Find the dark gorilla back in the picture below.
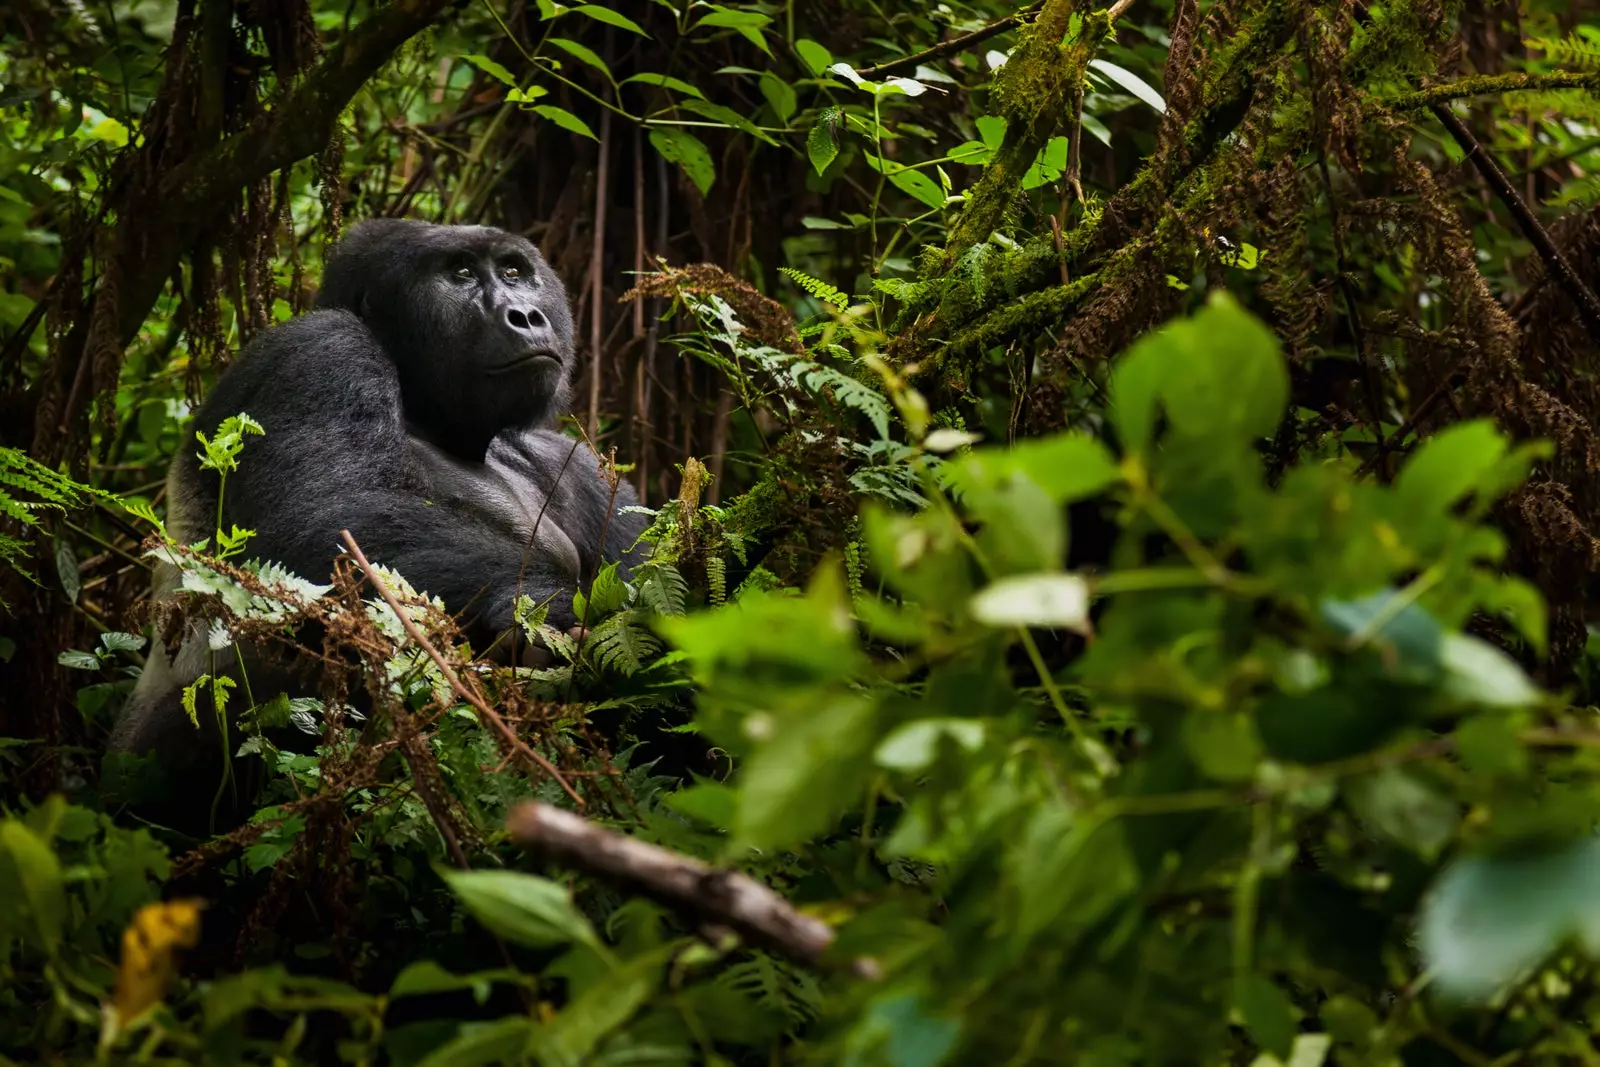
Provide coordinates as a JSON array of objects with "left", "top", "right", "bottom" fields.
[{"left": 106, "top": 220, "right": 649, "bottom": 831}]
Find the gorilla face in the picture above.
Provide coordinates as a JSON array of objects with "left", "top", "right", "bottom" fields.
[{"left": 314, "top": 219, "right": 576, "bottom": 459}]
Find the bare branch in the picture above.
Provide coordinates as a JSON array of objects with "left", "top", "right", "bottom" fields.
[{"left": 508, "top": 801, "right": 880, "bottom": 977}]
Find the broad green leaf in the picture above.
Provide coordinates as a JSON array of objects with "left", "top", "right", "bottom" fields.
[
  {"left": 876, "top": 719, "right": 986, "bottom": 771},
  {"left": 537, "top": 946, "right": 672, "bottom": 1064},
  {"left": 947, "top": 432, "right": 1120, "bottom": 504},
  {"left": 415, "top": 1016, "right": 537, "bottom": 1067},
  {"left": 1088, "top": 58, "right": 1166, "bottom": 112},
  {"left": 1109, "top": 293, "right": 1286, "bottom": 452},
  {"left": 735, "top": 694, "right": 877, "bottom": 851},
  {"left": 1182, "top": 712, "right": 1262, "bottom": 782},
  {"left": 650, "top": 127, "right": 715, "bottom": 195},
  {"left": 99, "top": 630, "right": 147, "bottom": 653},
  {"left": 842, "top": 993, "right": 961, "bottom": 1067},
  {"left": 970, "top": 574, "right": 1090, "bottom": 631},
  {"left": 460, "top": 53, "right": 517, "bottom": 87},
  {"left": 679, "top": 98, "right": 776, "bottom": 144},
  {"left": 1419, "top": 836, "right": 1600, "bottom": 1002},
  {"left": 881, "top": 163, "right": 944, "bottom": 208},
  {"left": 438, "top": 868, "right": 599, "bottom": 949},
  {"left": 389, "top": 962, "right": 524, "bottom": 1003},
  {"left": 0, "top": 820, "right": 65, "bottom": 953},
  {"left": 808, "top": 110, "right": 841, "bottom": 175},
  {"left": 622, "top": 72, "right": 705, "bottom": 99},
  {"left": 697, "top": 8, "right": 772, "bottom": 55},
  {"left": 1319, "top": 590, "right": 1443, "bottom": 678},
  {"left": 1235, "top": 974, "right": 1297, "bottom": 1059},
  {"left": 532, "top": 104, "right": 598, "bottom": 141},
  {"left": 1009, "top": 812, "right": 1134, "bottom": 944},
  {"left": 568, "top": 4, "right": 648, "bottom": 35},
  {"left": 57, "top": 649, "right": 101, "bottom": 670},
  {"left": 1439, "top": 633, "right": 1541, "bottom": 707},
  {"left": 548, "top": 38, "right": 613, "bottom": 80},
  {"left": 1346, "top": 769, "right": 1458, "bottom": 858},
  {"left": 758, "top": 71, "right": 797, "bottom": 121},
  {"left": 1393, "top": 420, "right": 1507, "bottom": 520},
  {"left": 794, "top": 37, "right": 833, "bottom": 76},
  {"left": 975, "top": 115, "right": 1007, "bottom": 148}
]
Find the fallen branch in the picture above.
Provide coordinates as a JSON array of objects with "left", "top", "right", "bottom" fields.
[
  {"left": 337, "top": 529, "right": 585, "bottom": 807},
  {"left": 507, "top": 801, "right": 879, "bottom": 977}
]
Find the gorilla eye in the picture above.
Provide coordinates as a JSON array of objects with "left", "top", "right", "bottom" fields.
[
  {"left": 501, "top": 265, "right": 521, "bottom": 280},
  {"left": 453, "top": 265, "right": 475, "bottom": 280}
]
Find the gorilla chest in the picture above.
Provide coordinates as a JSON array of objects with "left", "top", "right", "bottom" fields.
[{"left": 405, "top": 435, "right": 583, "bottom": 578}]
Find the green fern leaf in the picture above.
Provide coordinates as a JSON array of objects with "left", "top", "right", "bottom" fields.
[{"left": 779, "top": 266, "right": 851, "bottom": 311}]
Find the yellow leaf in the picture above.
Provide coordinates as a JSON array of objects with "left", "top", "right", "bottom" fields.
[{"left": 110, "top": 898, "right": 205, "bottom": 1028}]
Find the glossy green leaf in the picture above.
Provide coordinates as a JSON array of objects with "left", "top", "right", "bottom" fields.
[
  {"left": 679, "top": 97, "right": 776, "bottom": 144},
  {"left": 0, "top": 820, "right": 64, "bottom": 953},
  {"left": 460, "top": 53, "right": 517, "bottom": 87},
  {"left": 1419, "top": 836, "right": 1600, "bottom": 1002},
  {"left": 439, "top": 868, "right": 599, "bottom": 950},
  {"left": 548, "top": 38, "right": 612, "bottom": 80},
  {"left": 1088, "top": 58, "right": 1166, "bottom": 112},
  {"left": 1346, "top": 769, "right": 1458, "bottom": 857},
  {"left": 970, "top": 574, "right": 1090, "bottom": 631},
  {"left": 758, "top": 71, "right": 797, "bottom": 121},
  {"left": 947, "top": 432, "right": 1120, "bottom": 504},
  {"left": 808, "top": 110, "right": 841, "bottom": 175},
  {"left": 794, "top": 37, "right": 833, "bottom": 76},
  {"left": 532, "top": 104, "right": 598, "bottom": 141},
  {"left": 1235, "top": 974, "right": 1297, "bottom": 1059},
  {"left": 567, "top": 4, "right": 648, "bottom": 36},
  {"left": 649, "top": 127, "right": 715, "bottom": 194},
  {"left": 622, "top": 72, "right": 705, "bottom": 98},
  {"left": 1439, "top": 633, "right": 1541, "bottom": 707}
]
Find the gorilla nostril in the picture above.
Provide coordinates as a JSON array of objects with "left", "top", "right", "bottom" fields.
[{"left": 507, "top": 306, "right": 549, "bottom": 333}]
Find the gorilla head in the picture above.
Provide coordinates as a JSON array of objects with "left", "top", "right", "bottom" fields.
[{"left": 315, "top": 219, "right": 575, "bottom": 458}]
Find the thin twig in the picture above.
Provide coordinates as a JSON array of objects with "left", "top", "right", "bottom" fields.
[
  {"left": 588, "top": 106, "right": 612, "bottom": 442},
  {"left": 508, "top": 801, "right": 879, "bottom": 976},
  {"left": 853, "top": 1, "right": 1043, "bottom": 80},
  {"left": 337, "top": 529, "right": 585, "bottom": 807},
  {"left": 1428, "top": 103, "right": 1600, "bottom": 342}
]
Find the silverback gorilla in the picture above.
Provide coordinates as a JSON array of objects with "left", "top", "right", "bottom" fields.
[{"left": 107, "top": 219, "right": 648, "bottom": 824}]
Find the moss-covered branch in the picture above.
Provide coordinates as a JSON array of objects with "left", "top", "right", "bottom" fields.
[{"left": 1385, "top": 70, "right": 1600, "bottom": 111}]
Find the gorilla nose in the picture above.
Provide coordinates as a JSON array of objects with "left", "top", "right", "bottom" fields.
[{"left": 506, "top": 305, "right": 550, "bottom": 334}]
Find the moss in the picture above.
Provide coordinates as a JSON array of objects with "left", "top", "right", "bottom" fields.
[
  {"left": 944, "top": 273, "right": 1101, "bottom": 359},
  {"left": 943, "top": 0, "right": 1097, "bottom": 258},
  {"left": 1385, "top": 71, "right": 1600, "bottom": 111}
]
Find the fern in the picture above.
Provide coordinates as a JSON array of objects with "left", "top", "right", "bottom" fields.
[
  {"left": 716, "top": 956, "right": 822, "bottom": 1025},
  {"left": 634, "top": 560, "right": 689, "bottom": 616},
  {"left": 779, "top": 266, "right": 851, "bottom": 311},
  {"left": 586, "top": 610, "right": 662, "bottom": 675},
  {"left": 0, "top": 446, "right": 111, "bottom": 587},
  {"left": 706, "top": 556, "right": 726, "bottom": 606}
]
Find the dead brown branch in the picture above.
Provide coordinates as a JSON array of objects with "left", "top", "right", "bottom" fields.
[{"left": 507, "top": 801, "right": 879, "bottom": 977}]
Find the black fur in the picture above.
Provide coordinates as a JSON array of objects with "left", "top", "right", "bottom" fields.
[{"left": 107, "top": 220, "right": 648, "bottom": 826}]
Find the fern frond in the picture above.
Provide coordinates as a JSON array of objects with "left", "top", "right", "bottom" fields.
[
  {"left": 779, "top": 266, "right": 851, "bottom": 311},
  {"left": 587, "top": 610, "right": 662, "bottom": 675},
  {"left": 634, "top": 561, "right": 689, "bottom": 616}
]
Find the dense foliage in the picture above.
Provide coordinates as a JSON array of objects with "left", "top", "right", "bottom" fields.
[{"left": 5, "top": 0, "right": 1600, "bottom": 1063}]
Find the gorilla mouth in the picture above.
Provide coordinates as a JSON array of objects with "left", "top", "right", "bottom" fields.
[{"left": 490, "top": 350, "right": 560, "bottom": 373}]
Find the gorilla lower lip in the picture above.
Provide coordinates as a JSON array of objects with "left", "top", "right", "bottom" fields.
[{"left": 493, "top": 351, "right": 557, "bottom": 372}]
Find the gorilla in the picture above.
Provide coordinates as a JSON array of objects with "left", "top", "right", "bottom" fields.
[{"left": 107, "top": 219, "right": 648, "bottom": 825}]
